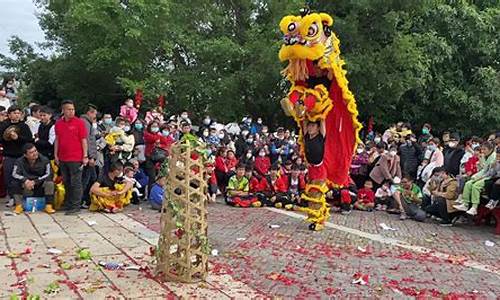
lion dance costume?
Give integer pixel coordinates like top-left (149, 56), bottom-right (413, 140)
top-left (278, 9), bottom-right (361, 231)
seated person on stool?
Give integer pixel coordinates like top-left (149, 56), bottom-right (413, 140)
top-left (11, 143), bottom-right (55, 214)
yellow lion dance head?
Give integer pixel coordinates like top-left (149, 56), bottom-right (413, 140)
top-left (278, 9), bottom-right (334, 61)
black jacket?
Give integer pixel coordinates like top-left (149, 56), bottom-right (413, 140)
top-left (0, 120), bottom-right (34, 158)
top-left (399, 142), bottom-right (421, 174)
top-left (12, 154), bottom-right (52, 185)
top-left (443, 147), bottom-right (465, 176)
top-left (36, 120), bottom-right (55, 159)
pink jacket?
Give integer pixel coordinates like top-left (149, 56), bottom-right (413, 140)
top-left (120, 105), bottom-right (138, 123)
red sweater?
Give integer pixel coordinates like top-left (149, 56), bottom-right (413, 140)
top-left (143, 131), bottom-right (174, 156)
top-left (254, 156), bottom-right (271, 175)
top-left (357, 187), bottom-right (375, 204)
top-left (215, 156), bottom-right (228, 173)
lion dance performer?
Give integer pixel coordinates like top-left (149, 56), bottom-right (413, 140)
top-left (278, 8), bottom-right (362, 231)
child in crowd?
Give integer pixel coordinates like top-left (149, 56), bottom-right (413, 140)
top-left (254, 148), bottom-right (271, 176)
top-left (226, 164), bottom-right (260, 207)
top-left (123, 166), bottom-right (143, 205)
top-left (131, 159), bottom-right (149, 198)
top-left (258, 164), bottom-right (289, 208)
top-left (354, 180), bottom-right (375, 211)
top-left (287, 164), bottom-right (306, 208)
top-left (149, 176), bottom-right (166, 211)
top-left (375, 180), bottom-right (393, 211)
top-left (205, 162), bottom-right (218, 203)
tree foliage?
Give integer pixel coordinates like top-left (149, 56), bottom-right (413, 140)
top-left (0, 0), bottom-right (498, 135)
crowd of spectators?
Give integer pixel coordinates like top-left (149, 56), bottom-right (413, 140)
top-left (0, 85), bottom-right (498, 229)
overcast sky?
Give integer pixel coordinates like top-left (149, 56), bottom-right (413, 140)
top-left (0, 0), bottom-right (46, 56)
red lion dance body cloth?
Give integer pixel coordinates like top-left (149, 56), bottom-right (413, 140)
top-left (278, 9), bottom-right (362, 231)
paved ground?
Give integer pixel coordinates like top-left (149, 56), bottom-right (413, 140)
top-left (1, 200), bottom-right (499, 299)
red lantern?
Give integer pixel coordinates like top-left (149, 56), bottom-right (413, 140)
top-left (134, 89), bottom-right (143, 108)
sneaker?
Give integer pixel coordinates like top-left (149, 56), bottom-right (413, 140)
top-left (485, 200), bottom-right (498, 210)
top-left (453, 204), bottom-right (469, 211)
top-left (284, 204), bottom-right (293, 210)
top-left (275, 202), bottom-right (283, 209)
top-left (399, 213), bottom-right (408, 220)
top-left (6, 198), bottom-right (15, 207)
top-left (341, 209), bottom-right (351, 215)
top-left (439, 221), bottom-right (453, 227)
top-left (14, 204), bottom-right (24, 214)
top-left (81, 202), bottom-right (90, 209)
top-left (375, 204), bottom-right (382, 211)
top-left (466, 206), bottom-right (477, 216)
top-left (489, 200), bottom-right (499, 209)
top-left (252, 201), bottom-right (262, 208)
top-left (44, 204), bottom-right (56, 214)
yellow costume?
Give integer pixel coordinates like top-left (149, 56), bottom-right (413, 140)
top-left (90, 184), bottom-right (132, 212)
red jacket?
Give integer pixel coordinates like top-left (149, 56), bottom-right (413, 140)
top-left (249, 176), bottom-right (266, 193)
top-left (208, 172), bottom-right (217, 185)
top-left (143, 131), bottom-right (174, 156)
top-left (357, 187), bottom-right (375, 204)
top-left (254, 156), bottom-right (271, 175)
top-left (464, 155), bottom-right (479, 176)
top-left (261, 175), bottom-right (289, 194)
top-left (226, 157), bottom-right (239, 172)
top-left (215, 156), bottom-right (228, 173)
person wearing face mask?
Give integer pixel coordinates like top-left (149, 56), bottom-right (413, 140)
top-left (250, 117), bottom-right (263, 135)
top-left (143, 121), bottom-right (174, 190)
top-left (443, 134), bottom-right (465, 177)
top-left (178, 111), bottom-right (191, 125)
top-left (234, 130), bottom-right (249, 157)
top-left (350, 144), bottom-right (370, 188)
top-left (89, 161), bottom-right (133, 213)
top-left (105, 118), bottom-right (136, 164)
top-left (99, 114), bottom-right (114, 134)
top-left (420, 138), bottom-right (444, 184)
top-left (369, 145), bottom-right (402, 188)
top-left (254, 148), bottom-right (271, 176)
top-left (399, 135), bottom-right (421, 180)
top-left (131, 119), bottom-right (145, 146)
top-left (119, 98), bottom-right (138, 124)
top-left (206, 127), bottom-right (221, 146)
top-left (271, 128), bottom-right (290, 164)
top-left (418, 123), bottom-right (433, 144)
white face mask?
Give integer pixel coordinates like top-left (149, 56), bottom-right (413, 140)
top-left (246, 153), bottom-right (252, 158)
top-left (356, 148), bottom-right (364, 154)
top-left (218, 133), bottom-right (224, 139)
top-left (448, 142), bottom-right (458, 148)
top-left (203, 131), bottom-right (209, 137)
top-left (181, 114), bottom-right (188, 119)
top-left (259, 152), bottom-right (266, 157)
top-left (126, 102), bottom-right (134, 108)
top-left (389, 151), bottom-right (397, 156)
top-left (374, 137), bottom-right (381, 144)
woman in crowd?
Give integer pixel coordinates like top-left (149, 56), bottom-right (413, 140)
top-left (143, 120), bottom-right (173, 190)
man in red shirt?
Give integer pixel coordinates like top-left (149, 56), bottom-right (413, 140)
top-left (54, 100), bottom-right (88, 215)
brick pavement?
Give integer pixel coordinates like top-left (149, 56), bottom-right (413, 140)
top-left (0, 201), bottom-right (499, 299)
